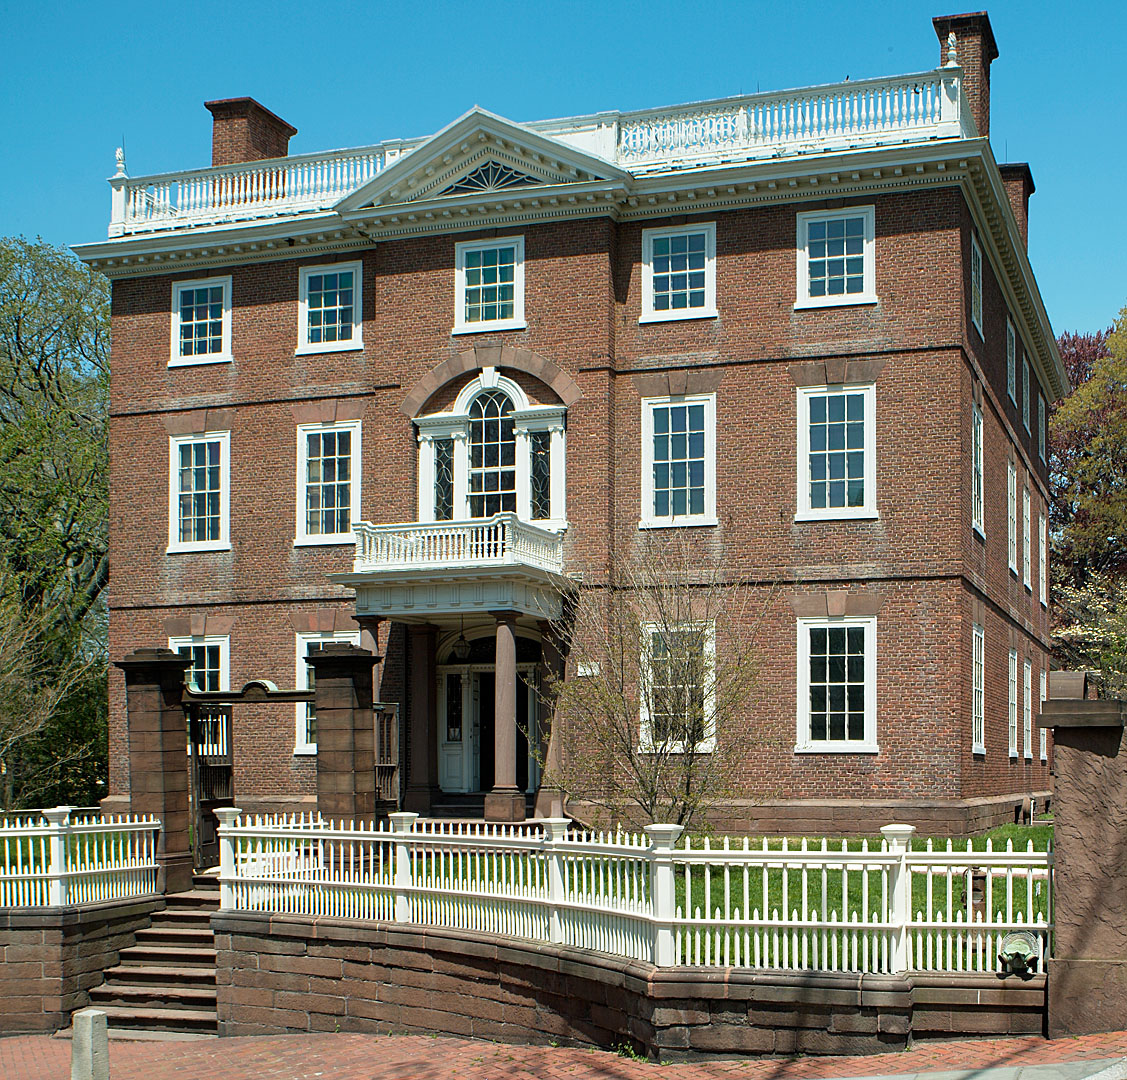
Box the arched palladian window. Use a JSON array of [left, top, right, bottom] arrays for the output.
[[416, 368, 566, 528]]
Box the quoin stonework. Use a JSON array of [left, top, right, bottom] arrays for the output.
[[75, 10, 1061, 840]]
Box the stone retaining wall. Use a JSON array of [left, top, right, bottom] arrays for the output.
[[0, 897, 161, 1034], [214, 911, 1045, 1058]]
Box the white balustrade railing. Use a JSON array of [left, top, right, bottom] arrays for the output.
[[110, 68, 970, 235], [113, 146, 388, 232], [617, 69, 966, 167], [0, 806, 162, 907], [353, 514, 564, 576], [216, 813, 1052, 975]]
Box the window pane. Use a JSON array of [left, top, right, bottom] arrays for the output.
[[806, 216, 866, 297], [305, 268, 355, 344], [651, 402, 708, 520], [807, 391, 867, 510], [651, 231, 709, 312], [808, 623, 867, 743], [304, 429, 353, 536]]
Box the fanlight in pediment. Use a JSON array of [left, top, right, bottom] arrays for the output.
[[439, 160, 543, 197]]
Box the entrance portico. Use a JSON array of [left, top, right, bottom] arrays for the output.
[[332, 513, 570, 821]]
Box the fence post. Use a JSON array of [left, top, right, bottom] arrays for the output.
[[388, 811, 418, 923], [541, 818, 570, 945], [644, 823, 684, 967], [214, 807, 243, 912], [881, 823, 916, 974], [43, 806, 72, 907]]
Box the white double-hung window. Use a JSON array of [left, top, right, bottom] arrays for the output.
[[970, 233, 984, 337], [1023, 487, 1032, 589], [1023, 360, 1031, 432], [640, 394, 717, 527], [1008, 648, 1019, 757], [297, 261, 363, 354], [416, 370, 565, 528], [796, 384, 876, 520], [1023, 657, 1033, 758], [454, 237, 525, 333], [971, 403, 985, 535], [171, 276, 232, 366], [1039, 513, 1048, 607], [796, 617, 877, 753], [294, 629, 361, 754], [1007, 462, 1018, 573], [1006, 320, 1016, 403], [639, 622, 716, 753], [169, 635, 229, 694], [168, 432, 230, 553], [295, 421, 362, 545], [972, 623, 985, 754], [641, 223, 717, 322], [796, 206, 876, 307], [1040, 669, 1048, 760]]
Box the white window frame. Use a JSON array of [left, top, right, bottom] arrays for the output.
[[1008, 648, 1019, 758], [168, 634, 230, 694], [170, 275, 233, 367], [453, 236, 526, 334], [1039, 513, 1048, 608], [795, 206, 876, 309], [640, 222, 717, 323], [970, 233, 984, 338], [1038, 394, 1046, 462], [167, 431, 231, 554], [1006, 320, 1016, 404], [972, 623, 985, 754], [1007, 462, 1018, 574], [296, 261, 364, 355], [415, 371, 566, 529], [640, 393, 717, 529], [294, 629, 361, 754], [295, 420, 362, 546], [1022, 359, 1031, 433], [1022, 487, 1032, 590], [1023, 657, 1033, 759], [796, 384, 877, 522], [1040, 668, 1048, 761], [971, 403, 985, 536], [638, 621, 716, 754], [795, 616, 878, 754]]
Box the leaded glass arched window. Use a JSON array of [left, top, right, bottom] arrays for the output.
[[468, 390, 516, 517]]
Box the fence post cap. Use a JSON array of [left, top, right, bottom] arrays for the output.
[[880, 823, 917, 844], [388, 812, 419, 833], [43, 806, 73, 825], [539, 817, 571, 841], [213, 807, 243, 827], [644, 823, 685, 849]]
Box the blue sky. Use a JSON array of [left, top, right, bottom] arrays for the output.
[[2, 0, 1121, 334]]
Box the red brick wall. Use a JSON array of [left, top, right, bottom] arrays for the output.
[[106, 186, 1052, 825]]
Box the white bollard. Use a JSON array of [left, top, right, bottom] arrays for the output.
[[71, 1008, 110, 1080]]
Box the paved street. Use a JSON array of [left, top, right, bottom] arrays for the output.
[[3, 1030, 1127, 1080]]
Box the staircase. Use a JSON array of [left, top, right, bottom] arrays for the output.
[[88, 876, 219, 1036]]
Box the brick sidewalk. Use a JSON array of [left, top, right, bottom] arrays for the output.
[[3, 1030, 1127, 1080]]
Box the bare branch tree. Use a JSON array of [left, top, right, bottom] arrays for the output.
[[543, 532, 776, 830]]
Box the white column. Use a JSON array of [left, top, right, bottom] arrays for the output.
[[44, 806, 72, 908], [881, 823, 917, 974], [214, 807, 243, 912], [389, 811, 418, 923], [645, 823, 684, 966]]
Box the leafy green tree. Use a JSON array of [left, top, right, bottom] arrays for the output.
[[1050, 317, 1125, 583], [0, 237, 109, 809]]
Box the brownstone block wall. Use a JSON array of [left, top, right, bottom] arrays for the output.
[[0, 898, 160, 1034], [214, 911, 1045, 1058]]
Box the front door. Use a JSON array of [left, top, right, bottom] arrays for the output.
[[438, 664, 539, 794]]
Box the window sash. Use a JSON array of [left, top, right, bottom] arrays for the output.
[[972, 625, 985, 752], [1039, 514, 1048, 606], [796, 207, 876, 308], [1007, 463, 1018, 571], [454, 237, 525, 331], [1022, 360, 1031, 432], [298, 262, 363, 353], [1023, 659, 1033, 758], [296, 422, 360, 543], [169, 433, 229, 552], [796, 385, 876, 520], [1006, 322, 1016, 403], [641, 224, 717, 321], [971, 405, 984, 533], [1008, 649, 1019, 756], [1022, 488, 1032, 588], [1040, 669, 1048, 760], [796, 617, 877, 752], [171, 276, 231, 366], [641, 394, 716, 527], [970, 234, 983, 335]]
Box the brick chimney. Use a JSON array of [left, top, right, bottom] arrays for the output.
[[932, 12, 998, 138], [998, 163, 1034, 249], [204, 98, 297, 167]]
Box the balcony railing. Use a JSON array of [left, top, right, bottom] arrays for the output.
[[108, 67, 969, 235], [352, 514, 564, 577]]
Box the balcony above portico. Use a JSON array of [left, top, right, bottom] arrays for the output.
[[331, 514, 571, 624]]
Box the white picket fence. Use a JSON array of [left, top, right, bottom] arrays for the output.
[[0, 806, 162, 907], [216, 811, 1052, 975]]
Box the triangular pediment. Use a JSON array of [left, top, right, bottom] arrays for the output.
[[334, 107, 628, 213]]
